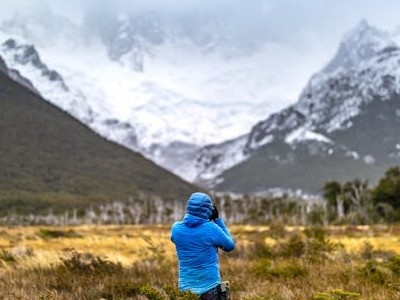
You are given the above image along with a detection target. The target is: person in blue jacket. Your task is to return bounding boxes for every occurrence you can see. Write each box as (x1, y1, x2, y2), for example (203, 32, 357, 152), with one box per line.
(171, 192, 235, 299)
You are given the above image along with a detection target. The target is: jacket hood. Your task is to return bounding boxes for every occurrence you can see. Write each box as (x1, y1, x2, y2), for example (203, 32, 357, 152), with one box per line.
(185, 192, 213, 221)
(182, 213, 208, 227)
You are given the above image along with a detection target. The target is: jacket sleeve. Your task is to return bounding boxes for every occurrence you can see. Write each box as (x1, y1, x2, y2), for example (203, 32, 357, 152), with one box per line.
(211, 218, 235, 252)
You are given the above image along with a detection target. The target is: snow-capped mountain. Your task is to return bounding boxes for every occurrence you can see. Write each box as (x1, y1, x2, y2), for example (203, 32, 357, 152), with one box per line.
(190, 20, 400, 192)
(247, 20, 399, 151)
(3, 5, 399, 194)
(0, 7, 317, 174)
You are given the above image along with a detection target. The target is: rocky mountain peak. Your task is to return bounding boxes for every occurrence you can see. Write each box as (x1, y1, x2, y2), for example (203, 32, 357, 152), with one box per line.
(322, 19, 395, 74)
(0, 52, 38, 93)
(101, 11, 166, 71)
(2, 39, 68, 90)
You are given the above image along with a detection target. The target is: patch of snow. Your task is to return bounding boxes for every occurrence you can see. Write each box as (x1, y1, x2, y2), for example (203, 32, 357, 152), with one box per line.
(363, 155, 375, 164)
(285, 128, 332, 144)
(175, 135, 249, 182)
(247, 134, 274, 150)
(346, 151, 359, 160)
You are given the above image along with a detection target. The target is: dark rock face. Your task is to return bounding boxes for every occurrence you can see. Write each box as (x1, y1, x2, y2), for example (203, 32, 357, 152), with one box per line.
(0, 53, 38, 94)
(2, 39, 68, 91)
(0, 56, 7, 74)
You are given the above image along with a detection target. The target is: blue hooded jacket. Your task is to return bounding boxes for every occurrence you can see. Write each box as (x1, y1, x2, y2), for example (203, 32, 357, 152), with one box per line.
(171, 192, 235, 294)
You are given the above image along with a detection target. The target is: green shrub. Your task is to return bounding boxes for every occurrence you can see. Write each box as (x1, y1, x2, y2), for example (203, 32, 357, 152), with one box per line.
(39, 290, 59, 300)
(266, 264, 308, 279)
(176, 290, 199, 300)
(252, 259, 308, 279)
(139, 285, 167, 300)
(279, 233, 306, 258)
(109, 282, 140, 298)
(360, 241, 374, 260)
(38, 229, 82, 239)
(386, 255, 400, 275)
(251, 258, 271, 275)
(0, 249, 16, 263)
(359, 260, 391, 284)
(312, 289, 361, 300)
(242, 296, 273, 300)
(163, 285, 181, 300)
(250, 235, 274, 259)
(139, 236, 167, 265)
(304, 227, 337, 261)
(60, 251, 122, 275)
(268, 222, 286, 239)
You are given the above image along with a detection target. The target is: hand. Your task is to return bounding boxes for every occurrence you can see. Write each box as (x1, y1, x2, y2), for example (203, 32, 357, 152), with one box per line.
(210, 205, 219, 221)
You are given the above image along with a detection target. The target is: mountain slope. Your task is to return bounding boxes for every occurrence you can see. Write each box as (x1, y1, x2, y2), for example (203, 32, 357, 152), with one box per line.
(193, 21, 400, 193)
(217, 93, 400, 193)
(0, 65, 197, 214)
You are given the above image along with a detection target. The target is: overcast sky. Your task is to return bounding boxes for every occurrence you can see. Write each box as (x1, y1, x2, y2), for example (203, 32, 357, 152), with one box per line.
(1, 0, 400, 52)
(2, 1, 400, 29)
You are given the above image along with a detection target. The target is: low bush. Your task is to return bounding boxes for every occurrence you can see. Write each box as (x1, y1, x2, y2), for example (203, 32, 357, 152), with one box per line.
(249, 235, 274, 259)
(107, 282, 140, 298)
(278, 232, 306, 258)
(38, 229, 82, 239)
(312, 289, 361, 300)
(139, 285, 166, 300)
(360, 241, 374, 260)
(386, 255, 400, 275)
(358, 260, 392, 285)
(138, 285, 198, 300)
(60, 251, 122, 275)
(268, 222, 287, 239)
(252, 259, 308, 279)
(242, 296, 273, 300)
(304, 227, 337, 262)
(0, 249, 17, 263)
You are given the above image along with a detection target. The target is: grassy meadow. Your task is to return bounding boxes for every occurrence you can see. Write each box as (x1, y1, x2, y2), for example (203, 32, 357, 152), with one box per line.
(0, 224, 400, 299)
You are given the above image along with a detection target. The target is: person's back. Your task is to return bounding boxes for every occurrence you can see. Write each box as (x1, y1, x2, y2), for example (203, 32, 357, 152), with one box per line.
(171, 192, 235, 298)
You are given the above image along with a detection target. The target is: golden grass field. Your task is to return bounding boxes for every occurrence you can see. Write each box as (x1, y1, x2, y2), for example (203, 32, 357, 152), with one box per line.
(0, 224, 400, 300)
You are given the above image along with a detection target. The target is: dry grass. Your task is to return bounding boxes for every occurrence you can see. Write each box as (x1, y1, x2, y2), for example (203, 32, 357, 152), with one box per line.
(0, 224, 399, 299)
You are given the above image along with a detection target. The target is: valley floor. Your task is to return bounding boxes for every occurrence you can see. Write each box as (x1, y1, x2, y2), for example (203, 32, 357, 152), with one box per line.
(0, 224, 399, 299)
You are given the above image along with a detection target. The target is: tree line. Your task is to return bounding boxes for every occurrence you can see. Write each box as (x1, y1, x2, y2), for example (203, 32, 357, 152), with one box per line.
(323, 166, 400, 223)
(0, 166, 399, 226)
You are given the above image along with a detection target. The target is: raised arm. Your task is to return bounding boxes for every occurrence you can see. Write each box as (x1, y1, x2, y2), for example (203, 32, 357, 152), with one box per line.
(211, 219, 235, 252)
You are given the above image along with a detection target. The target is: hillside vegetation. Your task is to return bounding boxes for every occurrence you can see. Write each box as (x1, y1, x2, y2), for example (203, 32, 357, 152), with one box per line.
(0, 224, 400, 299)
(0, 71, 196, 214)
